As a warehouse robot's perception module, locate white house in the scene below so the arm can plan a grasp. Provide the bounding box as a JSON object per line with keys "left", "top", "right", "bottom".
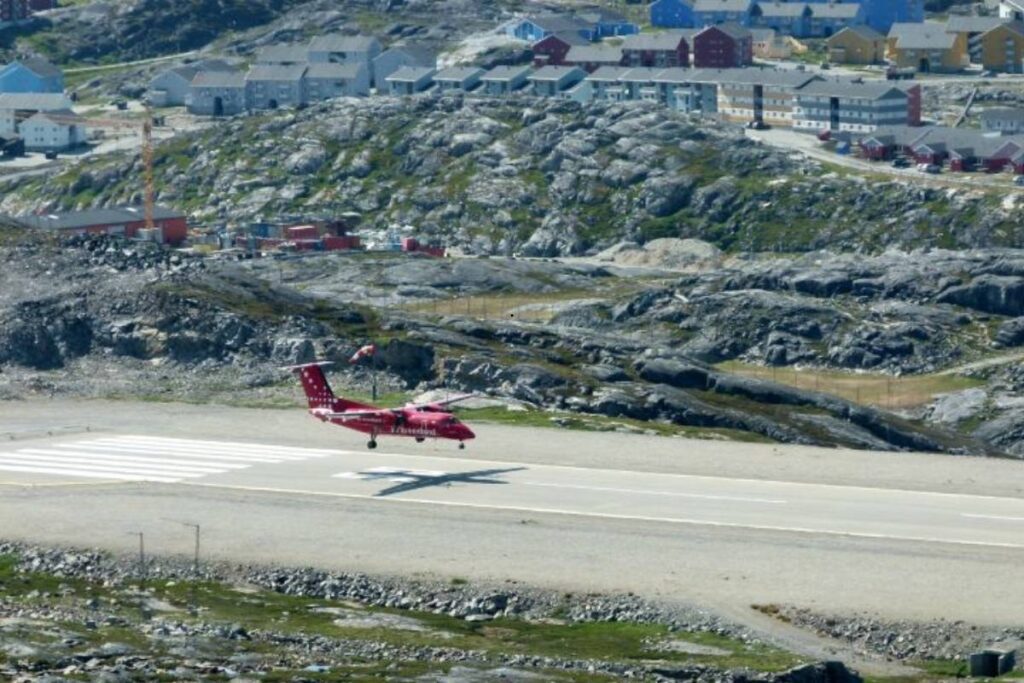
{"left": 20, "top": 109, "right": 87, "bottom": 151}
{"left": 0, "top": 92, "right": 72, "bottom": 137}
{"left": 386, "top": 66, "right": 436, "bottom": 95}
{"left": 981, "top": 107, "right": 1024, "bottom": 134}
{"left": 372, "top": 45, "right": 436, "bottom": 88}
{"left": 308, "top": 34, "right": 382, "bottom": 84}
{"left": 304, "top": 62, "right": 370, "bottom": 99}
{"left": 1001, "top": 0, "right": 1024, "bottom": 20}
{"left": 148, "top": 59, "right": 236, "bottom": 106}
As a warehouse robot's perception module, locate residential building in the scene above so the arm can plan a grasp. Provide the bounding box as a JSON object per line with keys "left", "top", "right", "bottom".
{"left": 480, "top": 65, "right": 532, "bottom": 95}
{"left": 575, "top": 7, "right": 639, "bottom": 37}
{"left": 565, "top": 44, "right": 625, "bottom": 72}
{"left": 307, "top": 34, "right": 382, "bottom": 65}
{"left": 650, "top": 0, "right": 695, "bottom": 29}
{"left": 651, "top": 67, "right": 718, "bottom": 112}
{"left": 827, "top": 25, "right": 886, "bottom": 64}
{"left": 0, "top": 0, "right": 28, "bottom": 25}
{"left": 945, "top": 16, "right": 1008, "bottom": 63}
{"left": 750, "top": 2, "right": 810, "bottom": 36}
{"left": 149, "top": 60, "right": 236, "bottom": 106}
{"left": 806, "top": 2, "right": 865, "bottom": 38}
{"left": 433, "top": 66, "right": 485, "bottom": 93}
{"left": 13, "top": 206, "right": 188, "bottom": 245}
{"left": 0, "top": 92, "right": 71, "bottom": 136}
{"left": 254, "top": 44, "right": 309, "bottom": 66}
{"left": 858, "top": 124, "right": 931, "bottom": 159}
{"left": 244, "top": 64, "right": 307, "bottom": 109}
{"left": 887, "top": 22, "right": 968, "bottom": 72}
{"left": 1000, "top": 0, "right": 1024, "bottom": 21}
{"left": 507, "top": 14, "right": 594, "bottom": 42}
{"left": 528, "top": 65, "right": 586, "bottom": 96}
{"left": 692, "top": 23, "right": 753, "bottom": 67}
{"left": 980, "top": 107, "right": 1024, "bottom": 134}
{"left": 532, "top": 32, "right": 588, "bottom": 66}
{"left": 19, "top": 109, "right": 86, "bottom": 151}
{"left": 0, "top": 58, "right": 63, "bottom": 93}
{"left": 619, "top": 67, "right": 663, "bottom": 100}
{"left": 751, "top": 28, "right": 792, "bottom": 59}
{"left": 585, "top": 65, "right": 633, "bottom": 101}
{"left": 304, "top": 62, "right": 370, "bottom": 99}
{"left": 856, "top": 0, "right": 923, "bottom": 34}
{"left": 385, "top": 66, "right": 436, "bottom": 95}
{"left": 713, "top": 68, "right": 820, "bottom": 126}
{"left": 188, "top": 71, "right": 246, "bottom": 116}
{"left": 793, "top": 79, "right": 919, "bottom": 133}
{"left": 979, "top": 20, "right": 1024, "bottom": 72}
{"left": 620, "top": 31, "right": 690, "bottom": 68}
{"left": 372, "top": 45, "right": 436, "bottom": 88}
{"left": 692, "top": 0, "right": 755, "bottom": 27}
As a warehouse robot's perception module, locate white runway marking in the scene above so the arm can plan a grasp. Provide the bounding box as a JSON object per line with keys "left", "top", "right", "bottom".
{"left": 519, "top": 481, "right": 788, "bottom": 504}
{"left": 962, "top": 513, "right": 1024, "bottom": 522}
{"left": 0, "top": 436, "right": 329, "bottom": 483}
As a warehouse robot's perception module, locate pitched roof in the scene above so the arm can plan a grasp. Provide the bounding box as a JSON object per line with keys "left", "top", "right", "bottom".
{"left": 0, "top": 92, "right": 72, "bottom": 110}
{"left": 980, "top": 107, "right": 1024, "bottom": 124}
{"left": 809, "top": 3, "right": 861, "bottom": 18}
{"left": 576, "top": 7, "right": 631, "bottom": 24}
{"left": 481, "top": 65, "right": 533, "bottom": 81}
{"left": 888, "top": 23, "right": 957, "bottom": 50}
{"left": 621, "top": 30, "right": 689, "bottom": 50}
{"left": 945, "top": 16, "right": 1008, "bottom": 34}
{"left": 797, "top": 78, "right": 906, "bottom": 100}
{"left": 386, "top": 66, "right": 436, "bottom": 82}
{"left": 308, "top": 34, "right": 380, "bottom": 53}
{"left": 375, "top": 44, "right": 436, "bottom": 65}
{"left": 434, "top": 66, "right": 485, "bottom": 82}
{"left": 587, "top": 65, "right": 633, "bottom": 81}
{"left": 695, "top": 22, "right": 751, "bottom": 41}
{"left": 755, "top": 2, "right": 810, "bottom": 18}
{"left": 522, "top": 14, "right": 592, "bottom": 33}
{"left": 305, "top": 62, "right": 364, "bottom": 79}
{"left": 529, "top": 65, "right": 586, "bottom": 80}
{"left": 255, "top": 44, "right": 309, "bottom": 64}
{"left": 24, "top": 108, "right": 85, "bottom": 126}
{"left": 17, "top": 58, "right": 61, "bottom": 79}
{"left": 191, "top": 70, "right": 245, "bottom": 88}
{"left": 831, "top": 24, "right": 885, "bottom": 42}
{"left": 245, "top": 64, "right": 307, "bottom": 82}
{"left": 693, "top": 0, "right": 753, "bottom": 12}
{"left": 565, "top": 44, "right": 625, "bottom": 62}
{"left": 15, "top": 206, "right": 184, "bottom": 231}
{"left": 983, "top": 20, "right": 1024, "bottom": 38}
{"left": 534, "top": 30, "right": 589, "bottom": 47}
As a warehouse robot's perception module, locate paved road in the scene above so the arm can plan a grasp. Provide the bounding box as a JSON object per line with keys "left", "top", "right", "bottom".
{"left": 1, "top": 399, "right": 1024, "bottom": 627}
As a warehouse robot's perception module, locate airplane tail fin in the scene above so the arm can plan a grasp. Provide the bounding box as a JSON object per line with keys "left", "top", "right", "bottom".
{"left": 285, "top": 362, "right": 374, "bottom": 411}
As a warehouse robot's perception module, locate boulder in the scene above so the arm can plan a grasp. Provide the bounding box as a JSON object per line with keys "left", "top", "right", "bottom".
{"left": 937, "top": 275, "right": 1024, "bottom": 316}
{"left": 635, "top": 359, "right": 709, "bottom": 389}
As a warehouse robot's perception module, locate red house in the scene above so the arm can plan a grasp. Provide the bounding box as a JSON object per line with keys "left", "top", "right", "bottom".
{"left": 21, "top": 206, "right": 188, "bottom": 245}
{"left": 620, "top": 31, "right": 690, "bottom": 68}
{"left": 692, "top": 23, "right": 753, "bottom": 68}
{"left": 532, "top": 32, "right": 588, "bottom": 67}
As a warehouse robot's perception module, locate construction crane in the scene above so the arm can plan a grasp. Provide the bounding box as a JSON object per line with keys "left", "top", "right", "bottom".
{"left": 19, "top": 107, "right": 158, "bottom": 230}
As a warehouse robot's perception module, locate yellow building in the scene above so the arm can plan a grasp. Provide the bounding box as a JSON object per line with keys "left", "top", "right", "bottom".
{"left": 827, "top": 25, "right": 886, "bottom": 64}
{"left": 887, "top": 22, "right": 969, "bottom": 72}
{"left": 979, "top": 21, "right": 1024, "bottom": 73}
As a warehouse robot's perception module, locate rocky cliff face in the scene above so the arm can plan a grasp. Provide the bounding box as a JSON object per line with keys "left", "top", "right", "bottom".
{"left": 4, "top": 98, "right": 1021, "bottom": 257}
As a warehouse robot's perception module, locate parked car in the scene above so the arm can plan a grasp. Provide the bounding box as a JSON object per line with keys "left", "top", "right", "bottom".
{"left": 44, "top": 150, "right": 58, "bottom": 160}
{"left": 819, "top": 62, "right": 831, "bottom": 70}
{"left": 1014, "top": 175, "right": 1024, "bottom": 186}
{"left": 917, "top": 163, "right": 941, "bottom": 174}
{"left": 891, "top": 157, "right": 911, "bottom": 168}
{"left": 746, "top": 119, "right": 768, "bottom": 130}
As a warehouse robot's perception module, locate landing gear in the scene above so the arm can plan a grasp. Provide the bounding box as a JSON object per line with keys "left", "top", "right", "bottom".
{"left": 368, "top": 437, "right": 378, "bottom": 450}
{"left": 458, "top": 442, "right": 465, "bottom": 450}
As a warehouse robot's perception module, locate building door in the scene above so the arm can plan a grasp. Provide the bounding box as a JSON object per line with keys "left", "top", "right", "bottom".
{"left": 213, "top": 96, "right": 224, "bottom": 116}
{"left": 829, "top": 96, "right": 840, "bottom": 130}
{"left": 753, "top": 84, "right": 764, "bottom": 123}
{"left": 918, "top": 58, "right": 930, "bottom": 72}
{"left": 268, "top": 98, "right": 279, "bottom": 109}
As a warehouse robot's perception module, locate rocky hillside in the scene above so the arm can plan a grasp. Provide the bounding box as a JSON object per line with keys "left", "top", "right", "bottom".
{"left": 4, "top": 98, "right": 1021, "bottom": 256}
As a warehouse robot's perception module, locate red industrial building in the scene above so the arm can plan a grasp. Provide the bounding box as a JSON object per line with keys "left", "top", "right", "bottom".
{"left": 15, "top": 206, "right": 188, "bottom": 244}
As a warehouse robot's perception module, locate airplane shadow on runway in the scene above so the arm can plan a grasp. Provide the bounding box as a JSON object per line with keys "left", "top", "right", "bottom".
{"left": 358, "top": 468, "right": 527, "bottom": 497}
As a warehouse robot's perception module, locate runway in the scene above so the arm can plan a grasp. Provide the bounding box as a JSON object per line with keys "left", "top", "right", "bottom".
{"left": 2, "top": 400, "right": 1024, "bottom": 626}
{"left": 4, "top": 434, "right": 1024, "bottom": 549}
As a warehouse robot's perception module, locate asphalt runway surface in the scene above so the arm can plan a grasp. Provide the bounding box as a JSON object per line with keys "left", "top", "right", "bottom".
{"left": 2, "top": 399, "right": 1024, "bottom": 626}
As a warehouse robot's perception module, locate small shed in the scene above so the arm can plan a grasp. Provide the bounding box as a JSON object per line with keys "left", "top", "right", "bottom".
{"left": 386, "top": 66, "right": 436, "bottom": 95}
{"left": 480, "top": 65, "right": 533, "bottom": 96}
{"left": 528, "top": 65, "right": 587, "bottom": 96}
{"left": 433, "top": 66, "right": 485, "bottom": 93}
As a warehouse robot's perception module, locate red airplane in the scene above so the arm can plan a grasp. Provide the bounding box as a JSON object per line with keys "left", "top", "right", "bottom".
{"left": 288, "top": 362, "right": 476, "bottom": 450}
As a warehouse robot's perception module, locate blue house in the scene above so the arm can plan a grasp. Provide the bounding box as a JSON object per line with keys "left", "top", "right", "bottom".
{"left": 577, "top": 7, "right": 640, "bottom": 37}
{"left": 692, "top": 0, "right": 755, "bottom": 27}
{"left": 750, "top": 2, "right": 811, "bottom": 36}
{"left": 0, "top": 58, "right": 64, "bottom": 94}
{"left": 802, "top": 0, "right": 922, "bottom": 33}
{"left": 507, "top": 14, "right": 596, "bottom": 42}
{"left": 650, "top": 0, "right": 695, "bottom": 29}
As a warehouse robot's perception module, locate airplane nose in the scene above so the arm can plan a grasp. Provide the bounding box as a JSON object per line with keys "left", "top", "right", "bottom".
{"left": 460, "top": 425, "right": 476, "bottom": 440}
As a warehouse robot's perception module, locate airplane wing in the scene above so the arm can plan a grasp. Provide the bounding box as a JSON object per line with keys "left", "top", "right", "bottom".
{"left": 404, "top": 394, "right": 478, "bottom": 411}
